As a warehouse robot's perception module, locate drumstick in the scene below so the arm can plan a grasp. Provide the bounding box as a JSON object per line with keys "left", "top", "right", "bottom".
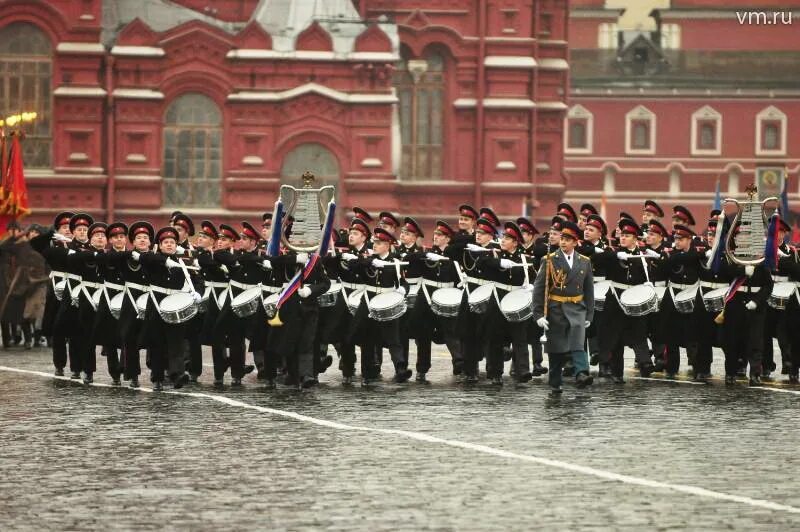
{"left": 521, "top": 253, "right": 529, "bottom": 287}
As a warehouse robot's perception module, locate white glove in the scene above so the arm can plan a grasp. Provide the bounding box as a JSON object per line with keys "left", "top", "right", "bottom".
{"left": 584, "top": 321, "right": 591, "bottom": 328}
{"left": 426, "top": 252, "right": 446, "bottom": 261}
{"left": 594, "top": 247, "right": 604, "bottom": 254}
{"left": 745, "top": 300, "right": 757, "bottom": 311}
{"left": 644, "top": 281, "right": 654, "bottom": 287}
{"left": 372, "top": 258, "right": 390, "bottom": 267}
{"left": 396, "top": 286, "right": 407, "bottom": 296}
{"left": 778, "top": 249, "right": 789, "bottom": 258}
{"left": 499, "top": 258, "right": 515, "bottom": 269}
{"left": 367, "top": 249, "right": 375, "bottom": 256}
{"left": 131, "top": 250, "right": 140, "bottom": 261}
{"left": 536, "top": 317, "right": 549, "bottom": 331}
{"left": 522, "top": 284, "right": 533, "bottom": 292}
{"left": 175, "top": 245, "right": 186, "bottom": 256}
{"left": 644, "top": 249, "right": 661, "bottom": 259}
{"left": 165, "top": 258, "right": 181, "bottom": 269}
{"left": 190, "top": 291, "right": 202, "bottom": 303}
{"left": 617, "top": 251, "right": 630, "bottom": 261}
{"left": 261, "top": 259, "right": 272, "bottom": 270}
{"left": 341, "top": 253, "right": 357, "bottom": 261}
{"left": 296, "top": 252, "right": 308, "bottom": 265}
{"left": 298, "top": 286, "right": 312, "bottom": 298}
{"left": 705, "top": 249, "right": 714, "bottom": 258}
{"left": 67, "top": 249, "right": 76, "bottom": 255}
{"left": 745, "top": 265, "right": 755, "bottom": 277}
{"left": 53, "top": 233, "right": 71, "bottom": 242}
{"left": 467, "top": 243, "right": 485, "bottom": 252}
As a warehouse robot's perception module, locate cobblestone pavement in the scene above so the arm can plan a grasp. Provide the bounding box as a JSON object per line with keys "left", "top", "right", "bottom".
{"left": 1, "top": 345, "right": 799, "bottom": 531}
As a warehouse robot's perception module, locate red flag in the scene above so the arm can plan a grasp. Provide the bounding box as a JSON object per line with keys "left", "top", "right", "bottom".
{"left": 0, "top": 134, "right": 30, "bottom": 236}
{"left": 0, "top": 130, "right": 7, "bottom": 181}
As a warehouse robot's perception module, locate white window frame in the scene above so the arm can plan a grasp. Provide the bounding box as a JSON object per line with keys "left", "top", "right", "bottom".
{"left": 691, "top": 105, "right": 722, "bottom": 156}
{"left": 756, "top": 105, "right": 787, "bottom": 156}
{"left": 661, "top": 23, "right": 681, "bottom": 50}
{"left": 625, "top": 105, "right": 656, "bottom": 155}
{"left": 564, "top": 104, "right": 593, "bottom": 155}
{"left": 597, "top": 22, "right": 618, "bottom": 49}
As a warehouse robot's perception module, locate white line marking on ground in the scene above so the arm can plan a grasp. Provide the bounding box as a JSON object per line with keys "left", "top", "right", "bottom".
{"left": 2, "top": 364, "right": 800, "bottom": 515}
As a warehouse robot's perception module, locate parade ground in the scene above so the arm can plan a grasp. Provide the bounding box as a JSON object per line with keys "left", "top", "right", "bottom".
{"left": 1, "top": 346, "right": 799, "bottom": 531}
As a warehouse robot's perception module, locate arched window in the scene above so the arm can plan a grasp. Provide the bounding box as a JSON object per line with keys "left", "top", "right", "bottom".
{"left": 393, "top": 50, "right": 444, "bottom": 180}
{"left": 280, "top": 142, "right": 339, "bottom": 196}
{"left": 162, "top": 93, "right": 222, "bottom": 207}
{"left": 0, "top": 23, "right": 52, "bottom": 168}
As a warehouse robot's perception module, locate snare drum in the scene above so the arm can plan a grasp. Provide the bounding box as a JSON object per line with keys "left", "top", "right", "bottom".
{"left": 431, "top": 287, "right": 463, "bottom": 317}
{"left": 159, "top": 292, "right": 198, "bottom": 324}
{"left": 619, "top": 285, "right": 659, "bottom": 316}
{"left": 406, "top": 284, "right": 420, "bottom": 309}
{"left": 231, "top": 286, "right": 261, "bottom": 318}
{"left": 346, "top": 290, "right": 364, "bottom": 315}
{"left": 136, "top": 293, "right": 149, "bottom": 320}
{"left": 197, "top": 288, "right": 210, "bottom": 314}
{"left": 500, "top": 289, "right": 533, "bottom": 323}
{"left": 468, "top": 284, "right": 494, "bottom": 314}
{"left": 263, "top": 293, "right": 279, "bottom": 318}
{"left": 368, "top": 291, "right": 407, "bottom": 322}
{"left": 109, "top": 292, "right": 124, "bottom": 320}
{"left": 673, "top": 286, "right": 698, "bottom": 314}
{"left": 54, "top": 279, "right": 66, "bottom": 301}
{"left": 594, "top": 280, "right": 610, "bottom": 312}
{"left": 768, "top": 281, "right": 797, "bottom": 310}
{"left": 702, "top": 287, "right": 727, "bottom": 313}
{"left": 317, "top": 282, "right": 342, "bottom": 308}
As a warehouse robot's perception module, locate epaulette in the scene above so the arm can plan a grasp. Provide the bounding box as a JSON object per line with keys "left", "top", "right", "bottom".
{"left": 577, "top": 253, "right": 589, "bottom": 261}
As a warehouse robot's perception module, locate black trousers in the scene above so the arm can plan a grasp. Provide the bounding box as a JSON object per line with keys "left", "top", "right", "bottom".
{"left": 600, "top": 294, "right": 652, "bottom": 377}
{"left": 52, "top": 335, "right": 68, "bottom": 370}
{"left": 103, "top": 344, "right": 122, "bottom": 379}
{"left": 121, "top": 341, "right": 141, "bottom": 380}
{"left": 762, "top": 306, "right": 790, "bottom": 373}
{"left": 722, "top": 296, "right": 766, "bottom": 376}
{"left": 149, "top": 322, "right": 186, "bottom": 383}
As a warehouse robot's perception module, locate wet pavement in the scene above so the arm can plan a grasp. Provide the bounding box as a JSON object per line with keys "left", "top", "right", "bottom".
{"left": 1, "top": 345, "right": 799, "bottom": 531}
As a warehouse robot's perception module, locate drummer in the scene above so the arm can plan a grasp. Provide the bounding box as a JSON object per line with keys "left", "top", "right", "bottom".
{"left": 480, "top": 221, "right": 533, "bottom": 384}
{"left": 659, "top": 223, "right": 701, "bottom": 378}
{"left": 213, "top": 222, "right": 262, "bottom": 386}
{"left": 396, "top": 217, "right": 427, "bottom": 381}
{"left": 695, "top": 216, "right": 729, "bottom": 382}
{"left": 135, "top": 226, "right": 199, "bottom": 390}
{"left": 641, "top": 200, "right": 665, "bottom": 235}
{"left": 352, "top": 227, "right": 411, "bottom": 385}
{"left": 92, "top": 222, "right": 128, "bottom": 386}
{"left": 453, "top": 216, "right": 501, "bottom": 383}
{"left": 778, "top": 231, "right": 800, "bottom": 383}
{"left": 762, "top": 217, "right": 793, "bottom": 381}
{"left": 577, "top": 214, "right": 614, "bottom": 376}
{"left": 519, "top": 217, "right": 548, "bottom": 376}
{"left": 643, "top": 220, "right": 669, "bottom": 373}
{"left": 578, "top": 204, "right": 598, "bottom": 231}
{"left": 455, "top": 204, "right": 478, "bottom": 242}
{"left": 595, "top": 218, "right": 662, "bottom": 382}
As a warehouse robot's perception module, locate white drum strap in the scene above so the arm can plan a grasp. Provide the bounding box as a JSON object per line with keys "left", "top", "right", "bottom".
{"left": 668, "top": 286, "right": 676, "bottom": 305}
{"left": 80, "top": 285, "right": 98, "bottom": 312}
{"left": 421, "top": 283, "right": 432, "bottom": 306}
{"left": 492, "top": 285, "right": 501, "bottom": 309}
{"left": 795, "top": 286, "right": 800, "bottom": 306}
{"left": 148, "top": 290, "right": 162, "bottom": 314}
{"left": 124, "top": 286, "right": 138, "bottom": 310}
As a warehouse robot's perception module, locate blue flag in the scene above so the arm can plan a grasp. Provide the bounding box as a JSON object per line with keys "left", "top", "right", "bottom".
{"left": 764, "top": 212, "right": 780, "bottom": 271}
{"left": 713, "top": 179, "right": 721, "bottom": 211}
{"left": 781, "top": 177, "right": 790, "bottom": 221}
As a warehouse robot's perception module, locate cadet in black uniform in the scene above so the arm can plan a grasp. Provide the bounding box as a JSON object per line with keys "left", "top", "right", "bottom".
{"left": 93, "top": 222, "right": 128, "bottom": 385}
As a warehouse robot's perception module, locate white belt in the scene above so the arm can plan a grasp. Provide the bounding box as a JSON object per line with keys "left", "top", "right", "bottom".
{"left": 261, "top": 285, "right": 281, "bottom": 294}
{"left": 773, "top": 275, "right": 789, "bottom": 282}
{"left": 593, "top": 276, "right": 606, "bottom": 282}
{"left": 206, "top": 281, "right": 228, "bottom": 288}
{"left": 700, "top": 281, "right": 727, "bottom": 289}
{"left": 104, "top": 282, "right": 124, "bottom": 291}
{"left": 653, "top": 281, "right": 666, "bottom": 287}
{"left": 364, "top": 285, "right": 396, "bottom": 294}
{"left": 422, "top": 279, "right": 454, "bottom": 289}
{"left": 124, "top": 281, "right": 148, "bottom": 292}
{"left": 669, "top": 282, "right": 696, "bottom": 291}
{"left": 81, "top": 281, "right": 101, "bottom": 289}
{"left": 493, "top": 282, "right": 517, "bottom": 292}
{"left": 610, "top": 282, "right": 632, "bottom": 290}
{"left": 149, "top": 285, "right": 184, "bottom": 296}
{"left": 230, "top": 280, "right": 257, "bottom": 290}
{"left": 341, "top": 281, "right": 363, "bottom": 290}
{"left": 736, "top": 286, "right": 761, "bottom": 293}
{"left": 49, "top": 271, "right": 65, "bottom": 280}
{"left": 466, "top": 276, "right": 493, "bottom": 286}
{"left": 406, "top": 277, "right": 421, "bottom": 285}
{"left": 65, "top": 273, "right": 81, "bottom": 281}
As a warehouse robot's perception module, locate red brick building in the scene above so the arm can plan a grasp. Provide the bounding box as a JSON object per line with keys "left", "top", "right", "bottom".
{"left": 0, "top": 0, "right": 570, "bottom": 229}
{"left": 566, "top": 0, "right": 800, "bottom": 224}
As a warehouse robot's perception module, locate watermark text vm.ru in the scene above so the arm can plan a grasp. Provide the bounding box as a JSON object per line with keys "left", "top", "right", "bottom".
{"left": 736, "top": 11, "right": 793, "bottom": 25}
